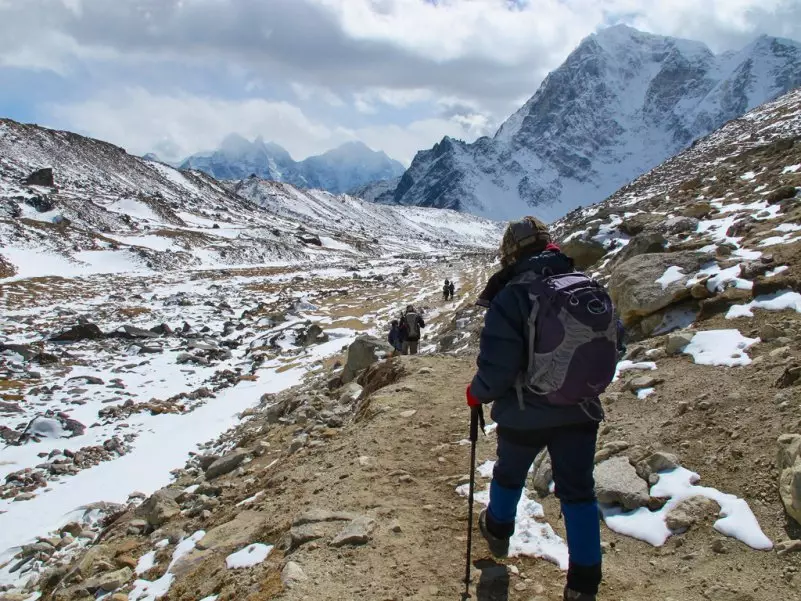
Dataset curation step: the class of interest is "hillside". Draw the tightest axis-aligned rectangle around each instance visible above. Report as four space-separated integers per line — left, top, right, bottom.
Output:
0 118 501 282
381 25 801 222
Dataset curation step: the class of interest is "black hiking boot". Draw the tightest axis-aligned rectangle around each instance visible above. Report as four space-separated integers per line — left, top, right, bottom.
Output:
563 588 596 601
478 509 509 558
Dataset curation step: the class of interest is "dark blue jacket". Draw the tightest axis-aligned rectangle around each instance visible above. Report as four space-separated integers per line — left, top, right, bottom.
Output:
470 251 605 431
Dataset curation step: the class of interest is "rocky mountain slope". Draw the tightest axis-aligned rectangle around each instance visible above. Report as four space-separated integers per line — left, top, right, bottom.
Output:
379 25 801 222
0 119 501 282
179 136 405 194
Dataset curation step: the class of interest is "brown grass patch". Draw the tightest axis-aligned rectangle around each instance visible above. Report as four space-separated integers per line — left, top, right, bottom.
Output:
117 306 152 318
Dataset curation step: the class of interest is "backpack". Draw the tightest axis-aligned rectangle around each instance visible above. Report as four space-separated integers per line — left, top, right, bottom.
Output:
513 271 618 407
404 312 421 341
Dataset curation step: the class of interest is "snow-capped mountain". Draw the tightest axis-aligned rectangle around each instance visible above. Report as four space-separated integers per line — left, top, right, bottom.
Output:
179 136 405 194
0 119 501 280
387 25 801 222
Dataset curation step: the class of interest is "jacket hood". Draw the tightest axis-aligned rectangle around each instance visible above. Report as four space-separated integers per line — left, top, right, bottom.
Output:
511 250 574 277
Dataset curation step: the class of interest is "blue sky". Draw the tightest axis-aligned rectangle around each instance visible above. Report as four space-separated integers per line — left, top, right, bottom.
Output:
1 0 799 165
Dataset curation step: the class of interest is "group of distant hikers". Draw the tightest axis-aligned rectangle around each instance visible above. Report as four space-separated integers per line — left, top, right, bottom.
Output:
387 305 425 355
381 216 623 600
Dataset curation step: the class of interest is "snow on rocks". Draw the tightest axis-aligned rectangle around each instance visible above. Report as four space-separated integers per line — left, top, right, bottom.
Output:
129 530 205 601
682 330 759 367
613 360 657 382
726 290 801 319
456 483 569 569
602 467 772 550
225 543 273 569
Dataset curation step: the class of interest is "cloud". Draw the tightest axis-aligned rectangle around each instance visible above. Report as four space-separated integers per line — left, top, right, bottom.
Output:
46 87 480 164
2 0 801 161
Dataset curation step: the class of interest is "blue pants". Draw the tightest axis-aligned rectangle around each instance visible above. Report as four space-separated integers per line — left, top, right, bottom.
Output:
487 422 601 594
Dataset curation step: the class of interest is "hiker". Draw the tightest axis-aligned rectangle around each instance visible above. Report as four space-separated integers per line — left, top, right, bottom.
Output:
401 305 425 355
448 280 455 300
466 216 622 601
387 319 403 354
443 279 450 301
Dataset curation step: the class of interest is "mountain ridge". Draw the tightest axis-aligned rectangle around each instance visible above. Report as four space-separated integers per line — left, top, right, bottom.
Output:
179 135 405 194
379 25 801 222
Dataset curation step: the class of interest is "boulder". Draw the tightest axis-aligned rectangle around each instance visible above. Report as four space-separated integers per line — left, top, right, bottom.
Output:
196 511 266 551
561 238 607 270
635 451 679 482
594 440 630 464
531 450 552 497
135 491 180 528
594 456 650 510
281 561 308 588
339 382 363 404
778 434 801 524
614 232 667 264
330 517 376 547
609 251 712 326
759 324 784 342
82 567 133 592
295 323 329 347
666 332 695 355
619 214 656 236
739 261 771 280
767 186 798 205
24 167 55 187
682 202 713 219
118 326 160 339
665 496 720 532
50 323 104 342
357 357 406 399
664 216 699 235
204 449 249 480
341 336 394 384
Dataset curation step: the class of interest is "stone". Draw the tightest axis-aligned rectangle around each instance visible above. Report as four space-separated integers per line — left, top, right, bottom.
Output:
50 323 104 342
664 216 700 234
196 511 266 551
120 326 160 339
665 496 719 532
594 456 650 510
615 232 667 264
666 332 695 355
76 546 114 578
341 336 394 383
766 185 797 204
109 594 129 601
293 509 358 526
83 567 133 592
204 449 249 480
777 434 801 524
289 434 308 454
594 441 630 464
739 261 771 280
561 238 607 270
759 324 784 342
775 539 801 555
635 452 680 482
610 251 711 326
681 202 712 219
24 167 55 187
776 365 801 388
330 517 376 547
623 375 663 391
135 491 180 528
339 382 363 404
281 561 308 588
711 539 730 554
295 324 329 347
287 524 326 551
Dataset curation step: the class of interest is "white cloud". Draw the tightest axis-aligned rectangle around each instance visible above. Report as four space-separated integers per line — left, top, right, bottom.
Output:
46 87 481 164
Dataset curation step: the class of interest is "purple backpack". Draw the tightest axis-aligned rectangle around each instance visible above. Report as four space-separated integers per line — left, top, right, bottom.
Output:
511 271 618 407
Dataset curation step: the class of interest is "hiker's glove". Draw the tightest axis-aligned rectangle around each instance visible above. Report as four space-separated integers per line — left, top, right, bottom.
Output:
466 385 481 408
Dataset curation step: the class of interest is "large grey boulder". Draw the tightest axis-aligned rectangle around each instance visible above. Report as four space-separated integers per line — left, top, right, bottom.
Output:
561 237 607 270
609 251 712 326
341 336 394 384
135 491 180 528
614 232 667 264
594 456 650 510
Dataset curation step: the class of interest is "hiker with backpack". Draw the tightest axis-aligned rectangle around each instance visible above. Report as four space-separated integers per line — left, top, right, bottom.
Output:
443 280 451 301
448 280 455 300
401 305 425 355
387 319 403 354
465 216 622 601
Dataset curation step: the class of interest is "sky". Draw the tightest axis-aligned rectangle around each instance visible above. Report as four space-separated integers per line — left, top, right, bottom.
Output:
1 0 800 165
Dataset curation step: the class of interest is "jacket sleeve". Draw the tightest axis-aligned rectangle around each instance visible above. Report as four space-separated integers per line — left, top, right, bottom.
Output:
470 286 528 402
418 316 425 329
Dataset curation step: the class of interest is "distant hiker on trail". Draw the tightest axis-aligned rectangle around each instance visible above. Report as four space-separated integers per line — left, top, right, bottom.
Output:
465 216 623 601
443 280 450 301
387 319 403 354
401 305 425 355
448 280 455 300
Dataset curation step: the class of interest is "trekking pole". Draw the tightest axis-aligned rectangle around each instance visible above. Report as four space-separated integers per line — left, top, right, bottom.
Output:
463 405 484 599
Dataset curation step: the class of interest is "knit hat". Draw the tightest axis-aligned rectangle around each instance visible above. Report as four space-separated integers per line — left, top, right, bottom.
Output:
498 216 552 267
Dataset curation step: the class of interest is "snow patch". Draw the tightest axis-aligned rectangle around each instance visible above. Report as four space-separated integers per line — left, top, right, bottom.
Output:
655 266 685 289
725 290 801 319
682 330 758 366
225 543 273 569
